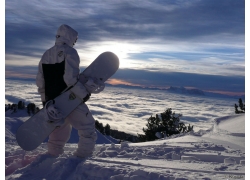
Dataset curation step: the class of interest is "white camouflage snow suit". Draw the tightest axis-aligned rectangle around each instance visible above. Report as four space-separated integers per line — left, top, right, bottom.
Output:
36 24 97 157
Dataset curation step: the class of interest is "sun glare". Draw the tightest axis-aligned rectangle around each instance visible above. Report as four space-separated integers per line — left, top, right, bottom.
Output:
97 42 139 69
78 41 141 69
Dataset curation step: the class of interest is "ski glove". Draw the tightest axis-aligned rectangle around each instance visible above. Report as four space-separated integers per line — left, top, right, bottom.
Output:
83 93 91 103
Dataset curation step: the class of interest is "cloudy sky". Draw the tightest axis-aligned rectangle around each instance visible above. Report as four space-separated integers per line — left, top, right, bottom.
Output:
5 0 245 96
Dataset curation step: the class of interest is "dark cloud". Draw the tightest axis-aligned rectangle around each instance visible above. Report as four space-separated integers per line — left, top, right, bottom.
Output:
5 0 245 57
102 0 244 39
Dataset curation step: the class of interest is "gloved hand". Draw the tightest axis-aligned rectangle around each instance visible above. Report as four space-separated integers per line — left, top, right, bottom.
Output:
83 93 91 103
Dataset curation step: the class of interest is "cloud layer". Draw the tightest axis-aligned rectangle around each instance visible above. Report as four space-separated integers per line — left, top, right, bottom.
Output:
5 79 238 135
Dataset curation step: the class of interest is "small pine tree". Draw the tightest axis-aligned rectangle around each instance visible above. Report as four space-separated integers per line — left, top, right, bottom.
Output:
17 100 25 109
11 104 17 110
235 98 245 114
10 104 17 113
139 108 193 142
27 103 36 115
235 104 240 114
104 124 111 136
95 120 105 134
239 98 245 112
99 123 104 134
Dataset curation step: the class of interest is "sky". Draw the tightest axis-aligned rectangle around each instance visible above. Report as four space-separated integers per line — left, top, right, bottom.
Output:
5 0 246 96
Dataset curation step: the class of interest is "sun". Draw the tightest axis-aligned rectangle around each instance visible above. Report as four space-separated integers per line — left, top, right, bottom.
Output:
78 41 140 69
95 41 141 68
101 42 131 68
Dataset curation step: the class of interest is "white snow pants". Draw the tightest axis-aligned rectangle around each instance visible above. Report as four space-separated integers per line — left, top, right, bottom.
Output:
47 103 97 157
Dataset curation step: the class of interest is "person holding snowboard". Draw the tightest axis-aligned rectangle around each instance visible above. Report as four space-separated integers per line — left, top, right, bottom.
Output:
36 24 101 158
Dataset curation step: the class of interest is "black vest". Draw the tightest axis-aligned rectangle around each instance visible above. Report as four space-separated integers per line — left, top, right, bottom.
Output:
42 60 67 101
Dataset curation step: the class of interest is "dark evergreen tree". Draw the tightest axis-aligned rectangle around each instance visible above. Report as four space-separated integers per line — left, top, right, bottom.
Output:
235 104 240 114
11 104 17 110
239 98 245 112
95 120 105 134
104 124 111 136
5 104 11 112
98 123 104 134
138 108 193 142
235 98 245 114
11 104 17 113
95 120 100 128
18 101 25 109
27 103 36 115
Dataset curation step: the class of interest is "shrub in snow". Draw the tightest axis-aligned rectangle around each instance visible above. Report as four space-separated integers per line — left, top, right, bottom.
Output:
138 108 193 142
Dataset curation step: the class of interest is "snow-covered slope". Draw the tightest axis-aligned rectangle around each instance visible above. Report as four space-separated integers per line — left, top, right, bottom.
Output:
202 114 245 152
5 111 245 179
5 109 119 145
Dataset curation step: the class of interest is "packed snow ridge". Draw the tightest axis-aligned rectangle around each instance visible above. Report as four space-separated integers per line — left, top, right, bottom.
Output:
5 110 245 180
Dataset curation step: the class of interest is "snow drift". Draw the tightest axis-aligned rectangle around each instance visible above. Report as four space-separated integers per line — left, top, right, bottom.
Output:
5 109 245 180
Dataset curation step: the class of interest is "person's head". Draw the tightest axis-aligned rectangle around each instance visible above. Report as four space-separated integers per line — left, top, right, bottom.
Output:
55 24 78 47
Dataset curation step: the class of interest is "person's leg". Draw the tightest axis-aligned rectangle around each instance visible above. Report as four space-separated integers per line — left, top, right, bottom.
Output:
47 120 72 156
67 103 97 158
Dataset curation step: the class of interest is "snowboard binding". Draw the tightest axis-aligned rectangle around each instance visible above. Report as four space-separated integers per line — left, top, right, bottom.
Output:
79 75 106 94
45 100 64 124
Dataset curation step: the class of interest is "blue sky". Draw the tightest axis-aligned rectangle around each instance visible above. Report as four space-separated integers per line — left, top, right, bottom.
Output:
5 0 245 96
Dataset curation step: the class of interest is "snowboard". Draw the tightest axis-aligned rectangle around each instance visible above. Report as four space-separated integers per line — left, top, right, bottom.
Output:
16 52 119 151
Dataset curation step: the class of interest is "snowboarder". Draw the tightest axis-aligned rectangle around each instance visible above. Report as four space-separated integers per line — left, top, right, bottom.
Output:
36 24 101 158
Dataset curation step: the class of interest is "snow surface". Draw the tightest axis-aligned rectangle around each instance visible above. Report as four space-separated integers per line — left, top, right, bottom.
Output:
5 109 245 180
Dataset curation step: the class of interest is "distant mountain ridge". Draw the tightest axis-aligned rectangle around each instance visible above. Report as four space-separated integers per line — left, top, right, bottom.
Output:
167 86 205 96
106 84 244 99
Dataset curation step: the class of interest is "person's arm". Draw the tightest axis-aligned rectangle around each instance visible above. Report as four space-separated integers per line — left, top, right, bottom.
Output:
64 48 90 101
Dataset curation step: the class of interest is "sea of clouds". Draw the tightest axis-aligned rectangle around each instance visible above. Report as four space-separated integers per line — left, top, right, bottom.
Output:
5 79 238 135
